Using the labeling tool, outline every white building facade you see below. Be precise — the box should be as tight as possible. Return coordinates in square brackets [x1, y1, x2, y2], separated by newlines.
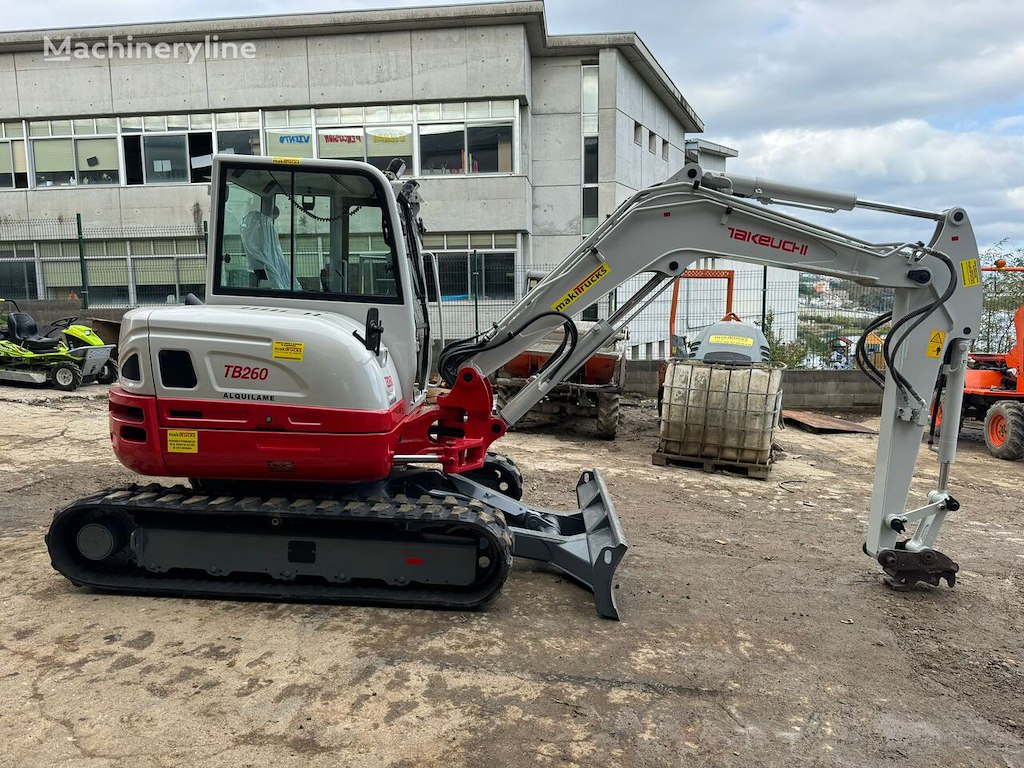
[0, 1, 796, 349]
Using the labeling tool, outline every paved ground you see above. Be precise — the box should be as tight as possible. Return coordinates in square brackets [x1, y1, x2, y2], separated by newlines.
[1, 382, 1022, 767]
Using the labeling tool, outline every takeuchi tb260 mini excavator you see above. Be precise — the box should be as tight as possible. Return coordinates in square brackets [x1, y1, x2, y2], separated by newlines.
[47, 156, 983, 618]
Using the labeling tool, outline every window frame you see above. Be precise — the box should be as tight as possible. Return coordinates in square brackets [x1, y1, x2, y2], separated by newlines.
[140, 132, 192, 185]
[428, 248, 517, 301]
[4, 101, 522, 193]
[210, 158, 405, 306]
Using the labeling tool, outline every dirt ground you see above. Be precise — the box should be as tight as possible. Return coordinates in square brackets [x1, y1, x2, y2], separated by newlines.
[1, 383, 1022, 768]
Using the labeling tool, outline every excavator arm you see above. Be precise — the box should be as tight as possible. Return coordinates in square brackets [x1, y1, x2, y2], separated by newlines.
[440, 162, 983, 589]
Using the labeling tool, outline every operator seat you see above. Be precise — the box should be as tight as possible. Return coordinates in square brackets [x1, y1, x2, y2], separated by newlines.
[8, 312, 61, 351]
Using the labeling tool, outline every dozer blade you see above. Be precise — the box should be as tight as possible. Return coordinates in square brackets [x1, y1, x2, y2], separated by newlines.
[448, 468, 628, 620]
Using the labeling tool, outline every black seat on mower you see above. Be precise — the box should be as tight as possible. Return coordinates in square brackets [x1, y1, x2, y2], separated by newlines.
[8, 312, 61, 351]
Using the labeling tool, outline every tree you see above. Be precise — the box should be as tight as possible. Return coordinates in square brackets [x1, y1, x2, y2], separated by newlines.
[762, 309, 808, 369]
[978, 243, 1024, 354]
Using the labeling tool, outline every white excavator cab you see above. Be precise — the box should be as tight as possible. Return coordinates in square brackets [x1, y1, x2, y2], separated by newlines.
[207, 156, 434, 406]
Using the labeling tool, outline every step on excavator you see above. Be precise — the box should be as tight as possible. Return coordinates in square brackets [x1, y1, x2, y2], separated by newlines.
[47, 156, 983, 617]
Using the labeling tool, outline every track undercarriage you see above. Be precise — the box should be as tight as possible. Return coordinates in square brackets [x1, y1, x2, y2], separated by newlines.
[46, 456, 628, 619]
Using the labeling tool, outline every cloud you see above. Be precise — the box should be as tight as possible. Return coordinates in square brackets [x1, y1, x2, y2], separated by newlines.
[994, 116, 1024, 134]
[719, 120, 1024, 247]
[3, 0, 1022, 250]
[657, 0, 1024, 134]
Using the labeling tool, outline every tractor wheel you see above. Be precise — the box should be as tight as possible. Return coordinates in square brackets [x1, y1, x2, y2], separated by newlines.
[596, 393, 620, 440]
[983, 401, 1024, 461]
[49, 362, 83, 392]
[96, 361, 117, 385]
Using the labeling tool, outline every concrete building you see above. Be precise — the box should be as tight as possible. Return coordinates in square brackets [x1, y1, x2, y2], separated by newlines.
[0, 2, 698, 313]
[0, 1, 797, 349]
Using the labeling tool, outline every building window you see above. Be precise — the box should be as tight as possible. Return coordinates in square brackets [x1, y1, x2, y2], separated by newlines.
[123, 136, 143, 185]
[482, 251, 515, 298]
[662, 138, 669, 162]
[143, 134, 189, 184]
[421, 232, 518, 301]
[634, 122, 643, 145]
[582, 65, 599, 133]
[365, 125, 413, 172]
[649, 132, 657, 154]
[4, 102, 520, 191]
[10, 139, 27, 189]
[0, 144, 13, 189]
[75, 137, 120, 184]
[430, 251, 515, 300]
[0, 122, 27, 189]
[318, 127, 365, 160]
[264, 110, 314, 159]
[265, 128, 314, 158]
[437, 252, 470, 297]
[583, 136, 598, 185]
[32, 139, 75, 186]
[467, 124, 513, 173]
[420, 124, 465, 175]
[116, 114, 217, 185]
[582, 188, 598, 235]
[0, 242, 37, 300]
[582, 65, 600, 236]
[215, 112, 261, 156]
[216, 129, 260, 156]
[187, 134, 213, 183]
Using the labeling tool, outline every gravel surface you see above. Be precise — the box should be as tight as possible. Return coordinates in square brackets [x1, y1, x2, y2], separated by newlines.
[1, 382, 1022, 767]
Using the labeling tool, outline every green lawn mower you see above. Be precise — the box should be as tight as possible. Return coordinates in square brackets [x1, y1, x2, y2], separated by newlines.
[0, 299, 116, 391]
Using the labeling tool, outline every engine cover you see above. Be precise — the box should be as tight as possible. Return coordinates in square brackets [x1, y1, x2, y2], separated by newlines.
[117, 304, 401, 411]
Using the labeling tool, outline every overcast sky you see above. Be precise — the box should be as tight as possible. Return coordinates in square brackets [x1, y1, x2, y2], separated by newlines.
[8, 0, 1024, 252]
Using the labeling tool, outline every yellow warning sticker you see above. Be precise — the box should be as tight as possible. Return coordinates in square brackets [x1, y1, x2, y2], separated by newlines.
[167, 430, 198, 454]
[960, 258, 981, 287]
[271, 156, 302, 165]
[552, 263, 611, 313]
[708, 334, 755, 347]
[927, 330, 946, 359]
[272, 340, 305, 361]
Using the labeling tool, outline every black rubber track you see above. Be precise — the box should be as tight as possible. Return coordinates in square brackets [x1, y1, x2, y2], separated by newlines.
[47, 483, 514, 611]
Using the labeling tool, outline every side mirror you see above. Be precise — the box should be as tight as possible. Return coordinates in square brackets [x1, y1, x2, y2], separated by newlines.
[354, 307, 384, 356]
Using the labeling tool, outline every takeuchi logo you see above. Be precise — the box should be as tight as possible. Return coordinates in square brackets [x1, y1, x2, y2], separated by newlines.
[727, 226, 809, 256]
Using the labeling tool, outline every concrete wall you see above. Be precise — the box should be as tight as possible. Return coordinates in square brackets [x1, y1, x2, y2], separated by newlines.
[528, 56, 584, 256]
[418, 176, 532, 234]
[1, 26, 530, 121]
[777, 370, 884, 409]
[599, 48, 686, 205]
[0, 24, 533, 232]
[5, 299, 127, 328]
[621, 360, 884, 410]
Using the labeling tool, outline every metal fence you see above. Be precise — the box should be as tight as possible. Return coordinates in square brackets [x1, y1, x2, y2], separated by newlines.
[0, 216, 206, 309]
[428, 258, 892, 369]
[4, 215, 1019, 369]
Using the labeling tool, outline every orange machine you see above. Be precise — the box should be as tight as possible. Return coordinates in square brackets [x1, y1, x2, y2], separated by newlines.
[942, 262, 1024, 459]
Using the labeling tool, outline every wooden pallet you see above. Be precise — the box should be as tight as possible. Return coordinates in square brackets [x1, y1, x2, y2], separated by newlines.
[651, 451, 771, 480]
